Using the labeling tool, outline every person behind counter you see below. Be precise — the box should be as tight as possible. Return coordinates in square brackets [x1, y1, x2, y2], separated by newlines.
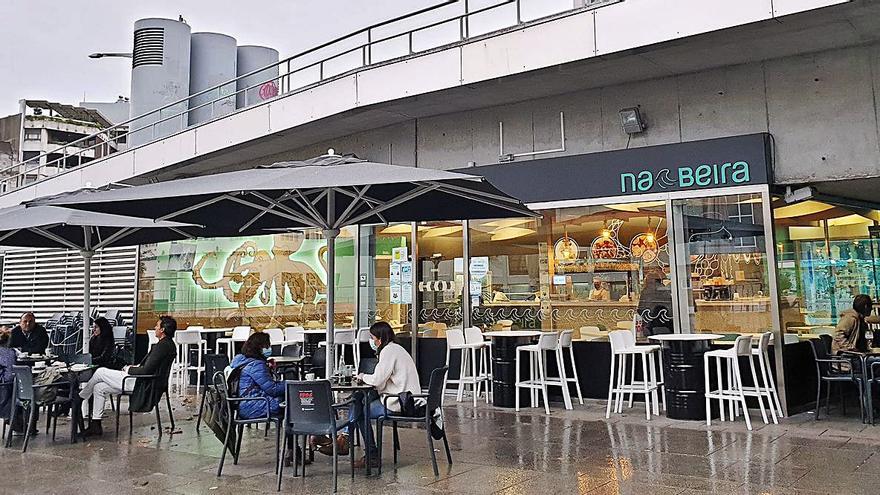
[833, 294, 880, 354]
[588, 279, 610, 301]
[10, 312, 49, 354]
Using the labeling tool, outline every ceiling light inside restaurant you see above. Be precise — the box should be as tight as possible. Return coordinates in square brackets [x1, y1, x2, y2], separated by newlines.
[490, 227, 534, 241]
[773, 200, 835, 219]
[619, 107, 646, 135]
[481, 219, 534, 229]
[380, 224, 416, 234]
[422, 225, 463, 238]
[826, 213, 872, 227]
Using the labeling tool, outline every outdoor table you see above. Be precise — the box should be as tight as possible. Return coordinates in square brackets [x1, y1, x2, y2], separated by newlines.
[32, 362, 96, 444]
[648, 334, 723, 420]
[840, 348, 880, 424]
[302, 330, 327, 367]
[484, 331, 542, 408]
[15, 354, 54, 366]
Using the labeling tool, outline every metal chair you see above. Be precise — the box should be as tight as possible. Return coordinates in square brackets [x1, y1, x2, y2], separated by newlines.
[216, 371, 282, 478]
[310, 346, 327, 378]
[196, 354, 231, 432]
[810, 340, 865, 421]
[276, 380, 356, 492]
[216, 326, 252, 361]
[377, 366, 452, 477]
[5, 365, 72, 452]
[113, 358, 176, 437]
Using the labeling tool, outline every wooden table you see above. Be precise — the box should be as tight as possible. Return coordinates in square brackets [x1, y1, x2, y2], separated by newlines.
[648, 334, 723, 420]
[483, 331, 542, 408]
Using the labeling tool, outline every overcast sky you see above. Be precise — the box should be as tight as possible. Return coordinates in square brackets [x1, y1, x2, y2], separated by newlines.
[0, 0, 444, 117]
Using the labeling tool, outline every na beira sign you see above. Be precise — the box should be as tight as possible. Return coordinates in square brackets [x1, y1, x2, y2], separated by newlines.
[461, 133, 773, 203]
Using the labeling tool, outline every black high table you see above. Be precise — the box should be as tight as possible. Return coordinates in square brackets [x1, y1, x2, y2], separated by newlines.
[484, 330, 542, 408]
[649, 333, 723, 420]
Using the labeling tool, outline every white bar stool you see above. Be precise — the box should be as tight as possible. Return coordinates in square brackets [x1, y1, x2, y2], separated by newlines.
[557, 329, 583, 405]
[515, 332, 572, 414]
[281, 326, 305, 354]
[754, 332, 783, 418]
[215, 326, 251, 361]
[264, 328, 284, 349]
[357, 327, 373, 364]
[605, 330, 660, 420]
[175, 328, 207, 392]
[444, 329, 487, 406]
[319, 329, 357, 369]
[704, 335, 769, 430]
[464, 327, 492, 401]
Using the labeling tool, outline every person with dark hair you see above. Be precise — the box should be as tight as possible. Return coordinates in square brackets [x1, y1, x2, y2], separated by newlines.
[0, 327, 15, 427]
[347, 321, 421, 468]
[230, 331, 284, 419]
[89, 317, 118, 369]
[10, 312, 49, 354]
[78, 316, 178, 436]
[833, 294, 880, 354]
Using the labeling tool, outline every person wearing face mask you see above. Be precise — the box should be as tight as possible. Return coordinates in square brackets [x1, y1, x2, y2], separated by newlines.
[588, 279, 610, 301]
[347, 321, 421, 468]
[229, 331, 284, 420]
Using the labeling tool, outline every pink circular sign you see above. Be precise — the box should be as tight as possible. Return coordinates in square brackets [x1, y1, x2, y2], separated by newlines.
[259, 81, 279, 100]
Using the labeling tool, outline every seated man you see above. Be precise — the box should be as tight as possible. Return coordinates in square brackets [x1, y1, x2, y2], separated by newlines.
[79, 316, 178, 436]
[10, 312, 49, 354]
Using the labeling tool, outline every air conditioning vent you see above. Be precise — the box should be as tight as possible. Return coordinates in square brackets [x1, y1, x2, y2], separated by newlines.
[133, 27, 164, 68]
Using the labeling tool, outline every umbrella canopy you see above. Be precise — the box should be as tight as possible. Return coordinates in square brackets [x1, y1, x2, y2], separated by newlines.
[0, 204, 198, 353]
[33, 154, 536, 373]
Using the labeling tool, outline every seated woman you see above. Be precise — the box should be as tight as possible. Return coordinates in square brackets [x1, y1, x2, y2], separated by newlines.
[349, 321, 421, 468]
[0, 327, 16, 419]
[89, 317, 118, 369]
[230, 332, 284, 419]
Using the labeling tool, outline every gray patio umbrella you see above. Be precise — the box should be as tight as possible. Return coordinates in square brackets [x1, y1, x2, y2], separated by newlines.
[31, 154, 536, 375]
[0, 204, 198, 353]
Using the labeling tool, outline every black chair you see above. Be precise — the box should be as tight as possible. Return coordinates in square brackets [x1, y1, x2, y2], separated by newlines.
[0, 379, 12, 442]
[5, 365, 73, 452]
[310, 347, 326, 378]
[377, 366, 452, 477]
[818, 334, 833, 354]
[358, 358, 378, 375]
[869, 360, 880, 426]
[196, 354, 231, 432]
[281, 344, 301, 358]
[809, 340, 864, 421]
[216, 371, 282, 477]
[113, 358, 176, 437]
[277, 380, 356, 493]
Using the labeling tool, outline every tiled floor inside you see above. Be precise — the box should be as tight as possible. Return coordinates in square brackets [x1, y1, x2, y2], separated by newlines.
[3, 394, 880, 494]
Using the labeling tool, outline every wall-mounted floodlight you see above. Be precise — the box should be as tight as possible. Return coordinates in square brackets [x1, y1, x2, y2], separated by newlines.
[619, 107, 647, 134]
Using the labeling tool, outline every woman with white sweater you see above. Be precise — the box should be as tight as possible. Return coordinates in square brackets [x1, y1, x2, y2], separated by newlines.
[352, 321, 421, 468]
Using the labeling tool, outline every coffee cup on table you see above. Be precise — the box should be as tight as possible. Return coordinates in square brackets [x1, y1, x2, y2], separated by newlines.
[305, 372, 316, 381]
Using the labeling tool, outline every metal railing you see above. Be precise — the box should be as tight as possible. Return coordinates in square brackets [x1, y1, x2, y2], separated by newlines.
[0, 0, 620, 195]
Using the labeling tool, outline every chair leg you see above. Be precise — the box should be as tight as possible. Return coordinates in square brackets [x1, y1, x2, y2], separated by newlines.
[733, 362, 751, 430]
[392, 422, 399, 464]
[641, 353, 651, 420]
[427, 418, 439, 477]
[274, 421, 281, 475]
[5, 403, 16, 448]
[52, 405, 59, 441]
[166, 392, 175, 432]
[234, 424, 244, 465]
[155, 403, 163, 437]
[377, 418, 384, 475]
[825, 380, 833, 416]
[332, 433, 338, 493]
[814, 380, 822, 421]
[704, 354, 712, 426]
[218, 417, 233, 476]
[22, 405, 37, 453]
[277, 430, 286, 491]
[606, 353, 616, 419]
[196, 387, 207, 432]
[516, 348, 522, 412]
[441, 426, 452, 465]
[538, 349, 549, 415]
[569, 346, 584, 405]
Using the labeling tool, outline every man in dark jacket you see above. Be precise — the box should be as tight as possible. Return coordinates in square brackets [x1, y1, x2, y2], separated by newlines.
[79, 316, 178, 436]
[9, 312, 49, 354]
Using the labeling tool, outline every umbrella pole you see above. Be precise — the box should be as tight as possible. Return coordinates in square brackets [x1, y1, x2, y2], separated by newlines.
[81, 250, 94, 354]
[324, 228, 339, 378]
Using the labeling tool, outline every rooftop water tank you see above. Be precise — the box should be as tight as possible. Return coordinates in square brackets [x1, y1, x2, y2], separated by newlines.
[189, 32, 237, 125]
[236, 46, 279, 109]
[129, 18, 191, 146]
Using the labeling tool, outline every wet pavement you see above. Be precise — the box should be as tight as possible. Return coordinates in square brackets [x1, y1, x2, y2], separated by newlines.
[2, 395, 880, 494]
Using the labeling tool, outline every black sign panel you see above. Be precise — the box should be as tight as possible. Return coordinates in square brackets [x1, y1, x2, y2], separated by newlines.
[460, 133, 772, 204]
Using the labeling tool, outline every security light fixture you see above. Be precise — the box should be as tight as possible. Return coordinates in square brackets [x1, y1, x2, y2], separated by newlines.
[88, 52, 133, 59]
[619, 107, 646, 134]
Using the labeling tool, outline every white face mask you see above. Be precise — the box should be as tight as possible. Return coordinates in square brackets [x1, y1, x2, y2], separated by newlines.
[369, 339, 379, 352]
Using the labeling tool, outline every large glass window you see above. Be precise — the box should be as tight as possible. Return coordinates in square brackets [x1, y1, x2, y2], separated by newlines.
[774, 200, 880, 336]
[672, 193, 772, 335]
[470, 201, 672, 339]
[359, 223, 412, 334]
[416, 221, 464, 336]
[136, 229, 356, 333]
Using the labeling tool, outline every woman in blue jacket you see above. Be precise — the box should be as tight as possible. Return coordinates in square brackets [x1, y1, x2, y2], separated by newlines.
[230, 332, 284, 419]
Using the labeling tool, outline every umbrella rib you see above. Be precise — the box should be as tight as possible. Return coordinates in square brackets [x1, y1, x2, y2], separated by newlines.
[0, 229, 22, 244]
[344, 183, 440, 226]
[434, 185, 538, 217]
[334, 185, 371, 228]
[427, 180, 526, 205]
[31, 227, 82, 251]
[224, 195, 317, 225]
[332, 187, 387, 223]
[243, 191, 317, 230]
[94, 227, 135, 250]
[156, 194, 234, 222]
[292, 190, 328, 227]
[169, 227, 197, 239]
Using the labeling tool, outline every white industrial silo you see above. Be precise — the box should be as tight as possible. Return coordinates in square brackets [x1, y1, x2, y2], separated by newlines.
[129, 18, 191, 146]
[189, 32, 237, 125]
[236, 46, 279, 109]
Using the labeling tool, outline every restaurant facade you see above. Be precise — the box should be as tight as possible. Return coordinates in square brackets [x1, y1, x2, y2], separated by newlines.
[132, 132, 880, 414]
